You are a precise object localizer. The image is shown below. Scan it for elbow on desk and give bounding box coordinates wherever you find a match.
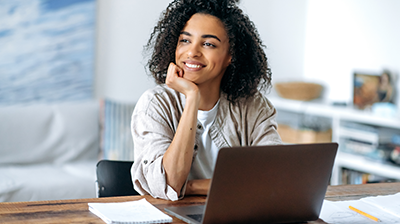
[131,165,181,201]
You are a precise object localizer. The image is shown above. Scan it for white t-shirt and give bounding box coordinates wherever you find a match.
[189,100,220,180]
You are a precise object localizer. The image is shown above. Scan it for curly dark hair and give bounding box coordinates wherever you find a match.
[145,0,272,103]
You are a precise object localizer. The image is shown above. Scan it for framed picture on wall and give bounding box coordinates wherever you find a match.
[353,71,396,109]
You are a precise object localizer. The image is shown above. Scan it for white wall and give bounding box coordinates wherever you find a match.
[240,0,308,82]
[304,0,400,105]
[95,0,171,103]
[95,0,400,109]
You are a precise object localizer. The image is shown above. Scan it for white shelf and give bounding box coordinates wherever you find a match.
[269,96,400,129]
[335,152,400,180]
[337,127,379,144]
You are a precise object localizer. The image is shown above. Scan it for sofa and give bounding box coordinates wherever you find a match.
[0,101,100,202]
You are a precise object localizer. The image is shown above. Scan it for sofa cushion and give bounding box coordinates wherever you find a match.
[0,161,97,202]
[0,101,100,165]
[0,173,21,202]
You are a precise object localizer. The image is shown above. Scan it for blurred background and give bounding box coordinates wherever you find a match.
[95,0,400,106]
[1,0,399,106]
[1,0,400,202]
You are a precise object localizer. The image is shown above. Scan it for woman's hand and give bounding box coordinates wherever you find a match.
[165,62,199,98]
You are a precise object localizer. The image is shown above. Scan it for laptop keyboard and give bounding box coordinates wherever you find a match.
[187,214,203,222]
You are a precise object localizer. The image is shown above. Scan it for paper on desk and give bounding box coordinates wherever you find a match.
[88,198,172,224]
[361,192,400,218]
[320,193,400,224]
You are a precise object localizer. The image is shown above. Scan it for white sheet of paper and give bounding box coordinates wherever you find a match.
[88,198,172,224]
[361,192,400,218]
[320,198,400,224]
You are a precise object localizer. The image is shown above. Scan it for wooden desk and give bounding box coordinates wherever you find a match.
[1,182,399,223]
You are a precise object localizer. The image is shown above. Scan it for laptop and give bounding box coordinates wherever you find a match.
[164,142,338,224]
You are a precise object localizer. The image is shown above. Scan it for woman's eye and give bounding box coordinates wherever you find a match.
[180,39,189,43]
[204,42,215,47]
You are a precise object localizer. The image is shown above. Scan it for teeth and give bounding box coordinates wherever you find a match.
[186,63,202,68]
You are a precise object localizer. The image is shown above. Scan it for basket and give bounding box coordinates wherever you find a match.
[277,124,332,144]
[274,82,323,101]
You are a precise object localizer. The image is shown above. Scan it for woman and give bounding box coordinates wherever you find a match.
[377,71,394,103]
[131,0,281,201]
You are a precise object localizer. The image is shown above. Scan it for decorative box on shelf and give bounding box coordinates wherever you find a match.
[277,124,332,144]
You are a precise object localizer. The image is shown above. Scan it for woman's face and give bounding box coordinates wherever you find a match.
[381,73,389,85]
[175,13,231,88]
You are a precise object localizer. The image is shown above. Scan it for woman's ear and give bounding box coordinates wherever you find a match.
[225,56,232,67]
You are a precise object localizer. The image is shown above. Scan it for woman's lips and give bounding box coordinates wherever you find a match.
[183,61,206,70]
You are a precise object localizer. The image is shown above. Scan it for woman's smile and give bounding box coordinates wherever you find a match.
[183,61,206,70]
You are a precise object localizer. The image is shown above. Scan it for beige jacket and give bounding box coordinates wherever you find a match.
[130,85,281,200]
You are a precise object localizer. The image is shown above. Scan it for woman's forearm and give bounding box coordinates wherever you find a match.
[163,92,200,194]
[185,179,211,195]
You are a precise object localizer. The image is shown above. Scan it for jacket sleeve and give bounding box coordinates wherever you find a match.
[249,95,282,146]
[130,93,185,201]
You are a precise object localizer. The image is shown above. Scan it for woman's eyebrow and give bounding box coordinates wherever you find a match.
[202,34,221,42]
[180,31,221,42]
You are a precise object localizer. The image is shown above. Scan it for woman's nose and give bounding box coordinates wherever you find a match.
[187,44,202,58]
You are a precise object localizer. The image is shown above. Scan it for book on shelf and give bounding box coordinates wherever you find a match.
[341,168,397,185]
[338,121,400,165]
[339,121,400,145]
[337,124,379,147]
[341,138,376,154]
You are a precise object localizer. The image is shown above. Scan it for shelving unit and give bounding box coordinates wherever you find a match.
[268,96,400,185]
[335,152,400,181]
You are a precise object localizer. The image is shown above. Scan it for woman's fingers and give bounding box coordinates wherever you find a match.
[166,63,181,84]
[166,62,198,95]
